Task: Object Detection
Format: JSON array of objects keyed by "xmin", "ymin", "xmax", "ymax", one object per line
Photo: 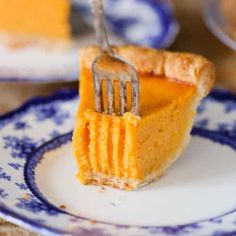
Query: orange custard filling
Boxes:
[
  {"xmin": 0, "ymin": 0, "xmax": 70, "ymax": 40},
  {"xmin": 72, "ymin": 45, "xmax": 214, "ymax": 190},
  {"xmin": 73, "ymin": 68, "xmax": 196, "ymax": 189}
]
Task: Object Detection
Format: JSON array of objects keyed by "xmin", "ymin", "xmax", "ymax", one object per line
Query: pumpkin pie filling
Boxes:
[
  {"xmin": 73, "ymin": 45, "xmax": 215, "ymax": 190},
  {"xmin": 0, "ymin": 0, "xmax": 70, "ymax": 41}
]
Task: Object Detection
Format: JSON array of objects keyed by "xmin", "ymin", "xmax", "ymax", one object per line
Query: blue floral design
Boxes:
[
  {"xmin": 142, "ymin": 223, "xmax": 202, "ymax": 235},
  {"xmin": 16, "ymin": 194, "xmax": 59, "ymax": 216},
  {"xmin": 34, "ymin": 219, "xmax": 45, "ymax": 224},
  {"xmin": 14, "ymin": 121, "xmax": 30, "ymax": 130},
  {"xmin": 217, "ymin": 121, "xmax": 236, "ymax": 137},
  {"xmin": 77, "ymin": 0, "xmax": 179, "ymax": 48},
  {"xmin": 224, "ymin": 101, "xmax": 236, "ymax": 113},
  {"xmin": 15, "ymin": 183, "xmax": 28, "ymax": 190},
  {"xmin": 3, "ymin": 135, "xmax": 37, "ymax": 159},
  {"xmin": 218, "ymin": 123, "xmax": 229, "ymax": 132},
  {"xmin": 49, "ymin": 130, "xmax": 60, "ymax": 139},
  {"xmin": 73, "ymin": 228, "xmax": 110, "ymax": 236},
  {"xmin": 195, "ymin": 119, "xmax": 209, "ymax": 129},
  {"xmin": 197, "ymin": 97, "xmax": 208, "ymax": 114},
  {"xmin": 0, "ymin": 167, "xmax": 11, "ymax": 181},
  {"xmin": 210, "ymin": 218, "xmax": 223, "ymax": 224},
  {"xmin": 0, "ymin": 188, "xmax": 8, "ymax": 198},
  {"xmin": 212, "ymin": 230, "xmax": 236, "ymax": 236},
  {"xmin": 34, "ymin": 103, "xmax": 69, "ymax": 126},
  {"xmin": 8, "ymin": 162, "xmax": 22, "ymax": 170}
]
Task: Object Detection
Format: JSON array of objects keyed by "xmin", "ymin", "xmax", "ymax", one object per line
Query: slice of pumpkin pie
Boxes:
[{"xmin": 73, "ymin": 45, "xmax": 215, "ymax": 190}]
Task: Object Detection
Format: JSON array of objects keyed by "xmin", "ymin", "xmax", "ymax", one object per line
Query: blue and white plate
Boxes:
[
  {"xmin": 0, "ymin": 88, "xmax": 236, "ymax": 236},
  {"xmin": 0, "ymin": 0, "xmax": 178, "ymax": 83}
]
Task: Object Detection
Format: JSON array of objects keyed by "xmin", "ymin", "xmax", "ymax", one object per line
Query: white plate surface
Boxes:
[{"xmin": 34, "ymin": 137, "xmax": 236, "ymax": 226}]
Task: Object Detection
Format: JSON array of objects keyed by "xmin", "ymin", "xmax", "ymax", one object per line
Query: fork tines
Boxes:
[{"xmin": 92, "ymin": 59, "xmax": 139, "ymax": 116}]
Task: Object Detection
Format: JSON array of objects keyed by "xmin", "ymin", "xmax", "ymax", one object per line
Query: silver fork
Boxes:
[{"xmin": 90, "ymin": 0, "xmax": 140, "ymax": 116}]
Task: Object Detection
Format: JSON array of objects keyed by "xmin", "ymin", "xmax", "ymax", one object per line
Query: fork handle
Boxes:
[{"xmin": 90, "ymin": 0, "xmax": 113, "ymax": 54}]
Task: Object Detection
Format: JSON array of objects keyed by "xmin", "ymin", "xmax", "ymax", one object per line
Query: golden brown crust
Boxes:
[
  {"xmin": 80, "ymin": 45, "xmax": 215, "ymax": 97},
  {"xmin": 78, "ymin": 171, "xmax": 164, "ymax": 190}
]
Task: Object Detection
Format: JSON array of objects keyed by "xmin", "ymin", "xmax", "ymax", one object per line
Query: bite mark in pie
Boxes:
[{"xmin": 73, "ymin": 45, "xmax": 215, "ymax": 190}]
